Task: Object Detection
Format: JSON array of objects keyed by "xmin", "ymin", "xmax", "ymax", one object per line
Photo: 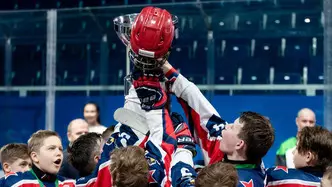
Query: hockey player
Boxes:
[
  {"xmin": 0, "ymin": 143, "xmax": 31, "ymax": 176},
  {"xmin": 0, "ymin": 143, "xmax": 32, "ymax": 186},
  {"xmin": 68, "ymin": 133, "xmax": 103, "ymax": 178},
  {"xmin": 266, "ymin": 126, "xmax": 332, "ymax": 186},
  {"xmin": 2, "ymin": 130, "xmax": 76, "ymax": 187},
  {"xmin": 126, "ymin": 2, "xmax": 275, "ymax": 185},
  {"xmin": 195, "ymin": 162, "xmax": 238, "ymax": 187},
  {"xmin": 159, "ymin": 61, "xmax": 275, "ymax": 187}
]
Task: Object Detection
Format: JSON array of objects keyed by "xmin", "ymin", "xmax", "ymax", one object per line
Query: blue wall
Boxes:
[{"xmin": 0, "ymin": 95, "xmax": 323, "ymax": 168}]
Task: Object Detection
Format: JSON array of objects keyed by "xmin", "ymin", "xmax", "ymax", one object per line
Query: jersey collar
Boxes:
[
  {"xmin": 298, "ymin": 166, "xmax": 324, "ymax": 178},
  {"xmin": 223, "ymin": 156, "xmax": 259, "ymax": 169},
  {"xmin": 32, "ymin": 164, "xmax": 57, "ymax": 182}
]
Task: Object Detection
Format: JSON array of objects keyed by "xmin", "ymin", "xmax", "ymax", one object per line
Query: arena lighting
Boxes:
[
  {"xmin": 305, "ymin": 18, "xmax": 311, "ymax": 23},
  {"xmin": 219, "ymin": 21, "xmax": 224, "ymax": 26},
  {"xmin": 284, "ymin": 76, "xmax": 290, "ymax": 80},
  {"xmin": 264, "ymin": 46, "xmax": 269, "ymax": 50}
]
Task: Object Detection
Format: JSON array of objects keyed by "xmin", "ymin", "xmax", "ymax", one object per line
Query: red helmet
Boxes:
[{"xmin": 130, "ymin": 6, "xmax": 175, "ymax": 70}]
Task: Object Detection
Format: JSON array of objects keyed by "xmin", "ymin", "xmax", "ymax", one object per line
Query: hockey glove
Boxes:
[{"xmin": 132, "ymin": 68, "xmax": 167, "ymax": 111}]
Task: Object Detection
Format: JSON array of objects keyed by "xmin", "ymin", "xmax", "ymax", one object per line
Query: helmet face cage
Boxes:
[{"xmin": 129, "ymin": 48, "xmax": 171, "ymax": 71}]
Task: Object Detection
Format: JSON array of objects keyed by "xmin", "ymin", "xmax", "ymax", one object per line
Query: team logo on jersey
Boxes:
[
  {"xmin": 149, "ymin": 169, "xmax": 157, "ymax": 183},
  {"xmin": 240, "ymin": 179, "xmax": 254, "ymax": 187},
  {"xmin": 274, "ymin": 166, "xmax": 288, "ymax": 173}
]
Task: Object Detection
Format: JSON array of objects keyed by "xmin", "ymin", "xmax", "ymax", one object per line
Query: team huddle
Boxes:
[{"xmin": 1, "ymin": 6, "xmax": 332, "ymax": 187}]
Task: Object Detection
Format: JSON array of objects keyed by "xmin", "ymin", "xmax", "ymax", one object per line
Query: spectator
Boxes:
[
  {"xmin": 84, "ymin": 102, "xmax": 107, "ymax": 134},
  {"xmin": 275, "ymin": 108, "xmax": 316, "ymax": 168},
  {"xmin": 58, "ymin": 118, "xmax": 88, "ymax": 179}
]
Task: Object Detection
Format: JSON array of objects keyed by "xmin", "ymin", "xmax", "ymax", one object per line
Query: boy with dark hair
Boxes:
[
  {"xmin": 266, "ymin": 126, "xmax": 332, "ymax": 186},
  {"xmin": 3, "ymin": 130, "xmax": 76, "ymax": 187},
  {"xmin": 68, "ymin": 133, "xmax": 102, "ymax": 177},
  {"xmin": 161, "ymin": 61, "xmax": 275, "ymax": 186},
  {"xmin": 195, "ymin": 162, "xmax": 238, "ymax": 187},
  {"xmin": 0, "ymin": 143, "xmax": 31, "ymax": 175}
]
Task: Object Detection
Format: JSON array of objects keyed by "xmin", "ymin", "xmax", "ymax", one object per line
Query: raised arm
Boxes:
[{"xmin": 162, "ymin": 62, "xmax": 226, "ymax": 165}]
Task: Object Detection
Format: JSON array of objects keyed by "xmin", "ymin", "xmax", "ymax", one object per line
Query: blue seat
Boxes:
[
  {"xmin": 223, "ymin": 38, "xmax": 250, "ymax": 61},
  {"xmin": 11, "ymin": 45, "xmax": 43, "ymax": 86},
  {"xmin": 284, "ymin": 37, "xmax": 311, "ymax": 67},
  {"xmin": 266, "ymin": 12, "xmax": 292, "ymax": 30},
  {"xmin": 215, "ymin": 57, "xmax": 237, "ymax": 85},
  {"xmin": 254, "ymin": 38, "xmax": 280, "ymax": 60},
  {"xmin": 57, "ymin": 44, "xmax": 87, "ymax": 85},
  {"xmin": 274, "ymin": 73, "xmax": 302, "ymax": 84},
  {"xmin": 240, "ymin": 58, "xmax": 269, "ymax": 84},
  {"xmin": 308, "ymin": 56, "xmax": 323, "ymax": 84},
  {"xmin": 296, "ymin": 11, "xmax": 322, "ymax": 30},
  {"xmin": 238, "ymin": 12, "xmax": 262, "ymax": 31}
]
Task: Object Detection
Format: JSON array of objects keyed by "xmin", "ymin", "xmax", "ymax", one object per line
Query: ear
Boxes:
[
  {"xmin": 2, "ymin": 162, "xmax": 11, "ymax": 173},
  {"xmin": 30, "ymin": 151, "xmax": 39, "ymax": 164},
  {"xmin": 305, "ymin": 151, "xmax": 315, "ymax": 165},
  {"xmin": 235, "ymin": 139, "xmax": 245, "ymax": 151},
  {"xmin": 93, "ymin": 154, "xmax": 100, "ymax": 164},
  {"xmin": 67, "ymin": 132, "xmax": 72, "ymax": 142}
]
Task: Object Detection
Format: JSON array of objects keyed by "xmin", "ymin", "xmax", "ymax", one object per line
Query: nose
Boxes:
[
  {"xmin": 225, "ymin": 124, "xmax": 231, "ymax": 130},
  {"xmin": 56, "ymin": 148, "xmax": 63, "ymax": 156}
]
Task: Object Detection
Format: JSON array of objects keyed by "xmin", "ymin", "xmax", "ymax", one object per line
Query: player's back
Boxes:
[
  {"xmin": 237, "ymin": 167, "xmax": 265, "ymax": 187},
  {"xmin": 266, "ymin": 166, "xmax": 322, "ymax": 187}
]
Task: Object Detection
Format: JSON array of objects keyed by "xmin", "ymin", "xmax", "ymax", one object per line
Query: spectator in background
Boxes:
[
  {"xmin": 58, "ymin": 118, "xmax": 89, "ymax": 179},
  {"xmin": 276, "ymin": 108, "xmax": 316, "ymax": 168},
  {"xmin": 83, "ymin": 102, "xmax": 107, "ymax": 134}
]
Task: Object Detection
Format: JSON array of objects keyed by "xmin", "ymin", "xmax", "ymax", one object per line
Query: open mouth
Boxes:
[{"xmin": 54, "ymin": 159, "xmax": 61, "ymax": 165}]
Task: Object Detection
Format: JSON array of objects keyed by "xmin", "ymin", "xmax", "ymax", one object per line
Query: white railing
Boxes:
[{"xmin": 0, "ymin": 84, "xmax": 324, "ymax": 97}]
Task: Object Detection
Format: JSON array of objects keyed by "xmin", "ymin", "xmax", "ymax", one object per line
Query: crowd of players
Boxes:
[{"xmin": 1, "ymin": 6, "xmax": 332, "ymax": 187}]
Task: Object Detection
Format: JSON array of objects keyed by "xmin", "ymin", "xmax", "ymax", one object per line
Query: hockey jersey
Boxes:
[
  {"xmin": 223, "ymin": 157, "xmax": 266, "ymax": 187},
  {"xmin": 166, "ymin": 68, "xmax": 226, "ymax": 165},
  {"xmin": 2, "ymin": 168, "xmax": 76, "ymax": 187},
  {"xmin": 76, "ymin": 109, "xmax": 177, "ymax": 187},
  {"xmin": 266, "ymin": 166, "xmax": 322, "ymax": 187}
]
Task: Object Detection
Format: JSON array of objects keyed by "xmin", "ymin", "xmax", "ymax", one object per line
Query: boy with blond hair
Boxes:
[{"xmin": 3, "ymin": 130, "xmax": 76, "ymax": 187}]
